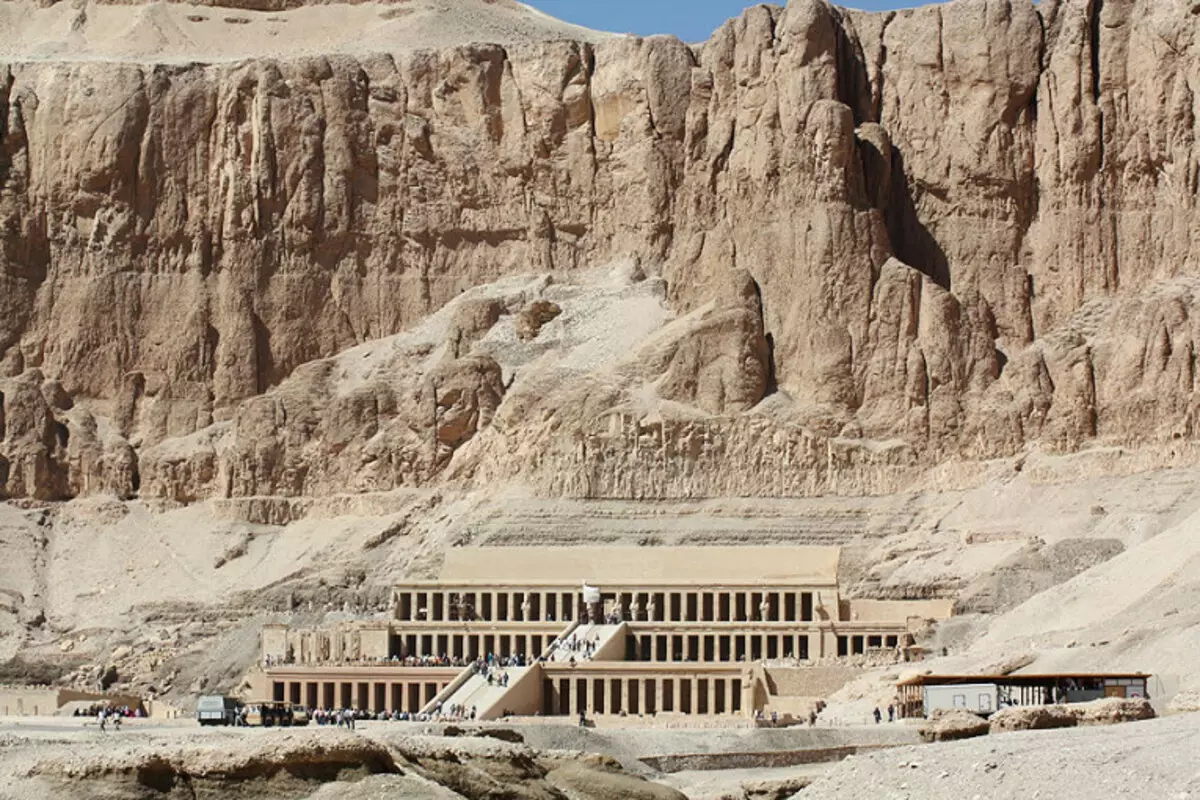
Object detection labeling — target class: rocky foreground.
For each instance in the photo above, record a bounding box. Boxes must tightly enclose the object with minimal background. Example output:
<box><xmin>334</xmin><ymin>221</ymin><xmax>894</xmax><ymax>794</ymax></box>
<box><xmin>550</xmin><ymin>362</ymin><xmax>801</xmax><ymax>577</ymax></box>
<box><xmin>0</xmin><ymin>725</ymin><xmax>686</xmax><ymax>800</ymax></box>
<box><xmin>803</xmin><ymin>711</ymin><xmax>1200</xmax><ymax>800</ymax></box>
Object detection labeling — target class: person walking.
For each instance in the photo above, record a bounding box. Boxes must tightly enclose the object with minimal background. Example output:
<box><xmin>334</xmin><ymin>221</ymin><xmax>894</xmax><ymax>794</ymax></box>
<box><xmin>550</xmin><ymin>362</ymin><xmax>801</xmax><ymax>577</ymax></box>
<box><xmin>873</xmin><ymin>707</ymin><xmax>882</xmax><ymax>724</ymax></box>
<box><xmin>887</xmin><ymin>704</ymin><xmax>895</xmax><ymax>723</ymax></box>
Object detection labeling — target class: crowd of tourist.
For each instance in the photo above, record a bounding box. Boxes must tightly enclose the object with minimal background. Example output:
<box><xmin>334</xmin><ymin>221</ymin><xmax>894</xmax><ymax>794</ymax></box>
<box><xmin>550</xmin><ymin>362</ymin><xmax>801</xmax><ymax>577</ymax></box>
<box><xmin>547</xmin><ymin>631</ymin><xmax>602</xmax><ymax>662</ymax></box>
<box><xmin>264</xmin><ymin>652</ymin><xmax>541</xmax><ymax>669</ymax></box>
<box><xmin>73</xmin><ymin>703</ymin><xmax>143</xmax><ymax>719</ymax></box>
<box><xmin>77</xmin><ymin>704</ymin><xmax>143</xmax><ymax>731</ymax></box>
<box><xmin>304</xmin><ymin>705</ymin><xmax>503</xmax><ymax>724</ymax></box>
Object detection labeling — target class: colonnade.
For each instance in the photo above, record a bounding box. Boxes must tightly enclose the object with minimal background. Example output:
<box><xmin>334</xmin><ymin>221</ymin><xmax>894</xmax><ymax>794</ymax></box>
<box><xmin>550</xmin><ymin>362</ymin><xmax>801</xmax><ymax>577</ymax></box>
<box><xmin>836</xmin><ymin>633</ymin><xmax>902</xmax><ymax>656</ymax></box>
<box><xmin>400</xmin><ymin>631</ymin><xmax>549</xmax><ymax>660</ymax></box>
<box><xmin>628</xmin><ymin>631</ymin><xmax>811</xmax><ymax>662</ymax></box>
<box><xmin>272</xmin><ymin>678</ymin><xmax>450</xmax><ymax>713</ymax></box>
<box><xmin>541</xmin><ymin>674</ymin><xmax>744</xmax><ymax>716</ymax></box>
<box><xmin>394</xmin><ymin>587</ymin><xmax>818</xmax><ymax>625</ymax></box>
<box><xmin>598</xmin><ymin>590</ymin><xmax>816</xmax><ymax>624</ymax></box>
<box><xmin>396</xmin><ymin>589</ymin><xmax>578</xmax><ymax>623</ymax></box>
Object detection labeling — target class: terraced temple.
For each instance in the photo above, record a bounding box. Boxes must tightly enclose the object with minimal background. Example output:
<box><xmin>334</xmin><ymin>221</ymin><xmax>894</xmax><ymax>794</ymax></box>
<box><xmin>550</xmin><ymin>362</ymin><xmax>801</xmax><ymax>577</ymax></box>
<box><xmin>259</xmin><ymin>546</ymin><xmax>952</xmax><ymax>720</ymax></box>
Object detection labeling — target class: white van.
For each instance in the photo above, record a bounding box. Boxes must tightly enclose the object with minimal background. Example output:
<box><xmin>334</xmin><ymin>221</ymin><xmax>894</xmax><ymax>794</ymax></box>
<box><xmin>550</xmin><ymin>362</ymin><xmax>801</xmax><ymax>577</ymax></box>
<box><xmin>196</xmin><ymin>695</ymin><xmax>239</xmax><ymax>726</ymax></box>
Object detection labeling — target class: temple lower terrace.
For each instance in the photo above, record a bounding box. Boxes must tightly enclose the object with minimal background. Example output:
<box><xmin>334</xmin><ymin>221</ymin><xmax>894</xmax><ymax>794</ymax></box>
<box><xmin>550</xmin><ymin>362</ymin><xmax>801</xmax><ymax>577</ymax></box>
<box><xmin>258</xmin><ymin>546</ymin><xmax>953</xmax><ymax>721</ymax></box>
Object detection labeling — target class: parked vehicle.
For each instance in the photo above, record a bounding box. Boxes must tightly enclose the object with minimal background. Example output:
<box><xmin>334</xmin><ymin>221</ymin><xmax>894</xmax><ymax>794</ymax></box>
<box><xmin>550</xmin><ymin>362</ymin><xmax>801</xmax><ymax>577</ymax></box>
<box><xmin>196</xmin><ymin>695</ymin><xmax>240</xmax><ymax>726</ymax></box>
<box><xmin>244</xmin><ymin>700</ymin><xmax>307</xmax><ymax>727</ymax></box>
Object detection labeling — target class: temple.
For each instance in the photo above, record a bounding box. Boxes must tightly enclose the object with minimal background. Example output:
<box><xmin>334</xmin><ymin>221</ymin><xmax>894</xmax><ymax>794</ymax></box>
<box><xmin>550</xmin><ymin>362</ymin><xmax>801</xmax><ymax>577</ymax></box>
<box><xmin>258</xmin><ymin>546</ymin><xmax>952</xmax><ymax>721</ymax></box>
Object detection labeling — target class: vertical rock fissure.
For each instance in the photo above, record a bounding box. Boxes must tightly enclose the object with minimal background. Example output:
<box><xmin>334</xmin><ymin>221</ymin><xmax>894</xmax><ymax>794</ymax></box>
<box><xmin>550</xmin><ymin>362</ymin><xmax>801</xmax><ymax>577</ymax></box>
<box><xmin>875</xmin><ymin>12</ymin><xmax>894</xmax><ymax>123</ymax></box>
<box><xmin>1089</xmin><ymin>0</ymin><xmax>1106</xmax><ymax>174</ymax></box>
<box><xmin>0</xmin><ymin>68</ymin><xmax>11</xmax><ymax>189</ymax></box>
<box><xmin>1089</xmin><ymin>0</ymin><xmax>1103</xmax><ymax>105</ymax></box>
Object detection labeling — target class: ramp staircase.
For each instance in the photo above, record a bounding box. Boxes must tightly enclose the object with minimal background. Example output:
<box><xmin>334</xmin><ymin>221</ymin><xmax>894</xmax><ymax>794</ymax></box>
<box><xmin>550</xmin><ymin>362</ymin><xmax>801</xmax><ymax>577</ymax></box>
<box><xmin>432</xmin><ymin>666</ymin><xmax>532</xmax><ymax>719</ymax></box>
<box><xmin>421</xmin><ymin>620</ymin><xmax>630</xmax><ymax>719</ymax></box>
<box><xmin>545</xmin><ymin>623</ymin><xmax>626</xmax><ymax>663</ymax></box>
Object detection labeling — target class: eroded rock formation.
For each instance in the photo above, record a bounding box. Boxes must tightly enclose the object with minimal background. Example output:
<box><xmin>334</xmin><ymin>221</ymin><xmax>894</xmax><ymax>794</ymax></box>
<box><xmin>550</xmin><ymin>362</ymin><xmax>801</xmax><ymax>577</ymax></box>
<box><xmin>3</xmin><ymin>0</ymin><xmax>1200</xmax><ymax>501</ymax></box>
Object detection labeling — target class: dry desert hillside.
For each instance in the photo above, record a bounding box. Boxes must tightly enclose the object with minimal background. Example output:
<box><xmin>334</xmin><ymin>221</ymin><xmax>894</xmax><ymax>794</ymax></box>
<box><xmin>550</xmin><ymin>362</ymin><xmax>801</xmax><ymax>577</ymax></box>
<box><xmin>2</xmin><ymin>0</ymin><xmax>1200</xmax><ymax>715</ymax></box>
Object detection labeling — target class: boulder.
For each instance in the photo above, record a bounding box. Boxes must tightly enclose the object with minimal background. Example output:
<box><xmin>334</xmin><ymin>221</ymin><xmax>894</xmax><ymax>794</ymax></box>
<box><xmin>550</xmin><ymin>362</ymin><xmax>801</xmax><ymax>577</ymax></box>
<box><xmin>989</xmin><ymin>704</ymin><xmax>1077</xmax><ymax>733</ymax></box>
<box><xmin>515</xmin><ymin>301</ymin><xmax>563</xmax><ymax>342</ymax></box>
<box><xmin>1073</xmin><ymin>698</ymin><xmax>1156</xmax><ymax>726</ymax></box>
<box><xmin>919</xmin><ymin>709</ymin><xmax>990</xmax><ymax>743</ymax></box>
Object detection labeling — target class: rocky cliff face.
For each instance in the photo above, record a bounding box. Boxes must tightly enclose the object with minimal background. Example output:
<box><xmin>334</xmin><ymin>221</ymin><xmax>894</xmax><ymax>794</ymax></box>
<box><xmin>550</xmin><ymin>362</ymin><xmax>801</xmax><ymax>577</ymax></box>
<box><xmin>3</xmin><ymin>0</ymin><xmax>1200</xmax><ymax>502</ymax></box>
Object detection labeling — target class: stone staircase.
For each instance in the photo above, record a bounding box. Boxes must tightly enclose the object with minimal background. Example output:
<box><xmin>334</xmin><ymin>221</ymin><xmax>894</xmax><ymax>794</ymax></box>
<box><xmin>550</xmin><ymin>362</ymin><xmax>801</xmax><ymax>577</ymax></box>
<box><xmin>434</xmin><ymin>666</ymin><xmax>532</xmax><ymax>719</ymax></box>
<box><xmin>546</xmin><ymin>623</ymin><xmax>626</xmax><ymax>663</ymax></box>
<box><xmin>422</xmin><ymin>620</ymin><xmax>630</xmax><ymax>719</ymax></box>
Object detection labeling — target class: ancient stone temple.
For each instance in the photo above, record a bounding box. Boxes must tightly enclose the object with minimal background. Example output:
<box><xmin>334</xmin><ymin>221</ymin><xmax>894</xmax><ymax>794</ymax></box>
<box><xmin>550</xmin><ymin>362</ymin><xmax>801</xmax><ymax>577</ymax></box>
<box><xmin>259</xmin><ymin>547</ymin><xmax>951</xmax><ymax>720</ymax></box>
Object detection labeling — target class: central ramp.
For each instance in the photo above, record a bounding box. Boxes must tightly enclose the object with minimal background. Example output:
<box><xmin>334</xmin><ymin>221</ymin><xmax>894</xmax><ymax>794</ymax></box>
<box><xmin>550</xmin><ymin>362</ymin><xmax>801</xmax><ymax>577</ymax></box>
<box><xmin>547</xmin><ymin>623</ymin><xmax>627</xmax><ymax>663</ymax></box>
<box><xmin>435</xmin><ymin>666</ymin><xmax>533</xmax><ymax>720</ymax></box>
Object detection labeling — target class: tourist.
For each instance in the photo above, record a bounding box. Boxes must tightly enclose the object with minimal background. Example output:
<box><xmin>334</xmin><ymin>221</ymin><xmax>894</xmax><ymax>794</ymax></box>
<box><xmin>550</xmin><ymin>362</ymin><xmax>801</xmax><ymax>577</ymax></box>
<box><xmin>887</xmin><ymin>704</ymin><xmax>895</xmax><ymax>722</ymax></box>
<box><xmin>98</xmin><ymin>708</ymin><xmax>107</xmax><ymax>732</ymax></box>
<box><xmin>873</xmin><ymin>707</ymin><xmax>882</xmax><ymax>724</ymax></box>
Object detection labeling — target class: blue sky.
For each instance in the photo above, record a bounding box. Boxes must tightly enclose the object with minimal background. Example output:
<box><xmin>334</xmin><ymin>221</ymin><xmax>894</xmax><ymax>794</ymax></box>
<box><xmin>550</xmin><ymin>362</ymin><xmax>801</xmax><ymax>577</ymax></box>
<box><xmin>526</xmin><ymin>1</ymin><xmax>930</xmax><ymax>43</ymax></box>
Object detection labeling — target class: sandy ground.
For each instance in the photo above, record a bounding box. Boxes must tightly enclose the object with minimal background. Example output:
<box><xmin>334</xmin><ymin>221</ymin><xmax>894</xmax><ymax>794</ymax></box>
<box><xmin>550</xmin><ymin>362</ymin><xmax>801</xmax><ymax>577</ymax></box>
<box><xmin>659</xmin><ymin>764</ymin><xmax>827</xmax><ymax>800</ymax></box>
<box><xmin>803</xmin><ymin>712</ymin><xmax>1200</xmax><ymax>800</ymax></box>
<box><xmin>5</xmin><ymin>714</ymin><xmax>1187</xmax><ymax>800</ymax></box>
<box><xmin>0</xmin><ymin>715</ymin><xmax>909</xmax><ymax>799</ymax></box>
<box><xmin>0</xmin><ymin>0</ymin><xmax>610</xmax><ymax>63</ymax></box>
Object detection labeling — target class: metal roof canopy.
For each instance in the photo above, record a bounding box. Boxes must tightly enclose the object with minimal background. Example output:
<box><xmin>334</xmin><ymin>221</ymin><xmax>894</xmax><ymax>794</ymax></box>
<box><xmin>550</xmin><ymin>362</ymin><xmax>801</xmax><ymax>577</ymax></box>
<box><xmin>898</xmin><ymin>672</ymin><xmax>1151</xmax><ymax>687</ymax></box>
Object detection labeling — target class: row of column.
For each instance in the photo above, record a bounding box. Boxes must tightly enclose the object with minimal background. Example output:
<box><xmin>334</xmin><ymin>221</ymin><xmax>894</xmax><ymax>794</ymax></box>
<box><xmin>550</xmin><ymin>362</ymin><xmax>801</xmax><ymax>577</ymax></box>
<box><xmin>603</xmin><ymin>591</ymin><xmax>815</xmax><ymax>624</ymax></box>
<box><xmin>543</xmin><ymin>676</ymin><xmax>744</xmax><ymax>716</ymax></box>
<box><xmin>394</xmin><ymin>589</ymin><xmax>818</xmax><ymax>625</ymax></box>
<box><xmin>396</xmin><ymin>590</ymin><xmax>577</xmax><ymax>623</ymax></box>
<box><xmin>401</xmin><ymin>632</ymin><xmax>546</xmax><ymax>660</ymax></box>
<box><xmin>836</xmin><ymin>634</ymin><xmax>902</xmax><ymax>657</ymax></box>
<box><xmin>273</xmin><ymin>680</ymin><xmax>448</xmax><ymax>713</ymax></box>
<box><xmin>630</xmin><ymin>632</ymin><xmax>811</xmax><ymax>663</ymax></box>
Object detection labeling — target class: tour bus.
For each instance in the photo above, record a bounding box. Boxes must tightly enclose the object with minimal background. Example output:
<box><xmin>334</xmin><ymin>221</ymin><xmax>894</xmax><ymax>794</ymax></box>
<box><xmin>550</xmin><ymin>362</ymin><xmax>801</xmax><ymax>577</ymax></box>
<box><xmin>196</xmin><ymin>695</ymin><xmax>241</xmax><ymax>726</ymax></box>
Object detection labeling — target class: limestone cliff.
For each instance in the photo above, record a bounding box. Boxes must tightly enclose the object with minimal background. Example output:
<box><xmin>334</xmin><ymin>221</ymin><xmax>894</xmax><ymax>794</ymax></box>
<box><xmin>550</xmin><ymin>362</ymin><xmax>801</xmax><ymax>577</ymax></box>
<box><xmin>3</xmin><ymin>0</ymin><xmax>1200</xmax><ymax>502</ymax></box>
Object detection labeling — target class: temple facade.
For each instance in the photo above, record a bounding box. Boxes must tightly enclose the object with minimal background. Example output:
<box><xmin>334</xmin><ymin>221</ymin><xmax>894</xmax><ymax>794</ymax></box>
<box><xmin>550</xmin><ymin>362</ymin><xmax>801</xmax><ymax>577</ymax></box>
<box><xmin>259</xmin><ymin>546</ymin><xmax>952</xmax><ymax>720</ymax></box>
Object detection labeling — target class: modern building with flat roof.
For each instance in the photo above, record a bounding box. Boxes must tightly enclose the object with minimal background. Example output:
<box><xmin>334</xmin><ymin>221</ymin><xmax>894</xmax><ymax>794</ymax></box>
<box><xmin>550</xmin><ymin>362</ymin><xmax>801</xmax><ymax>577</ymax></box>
<box><xmin>896</xmin><ymin>673</ymin><xmax>1152</xmax><ymax>719</ymax></box>
<box><xmin>259</xmin><ymin>546</ymin><xmax>953</xmax><ymax>721</ymax></box>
